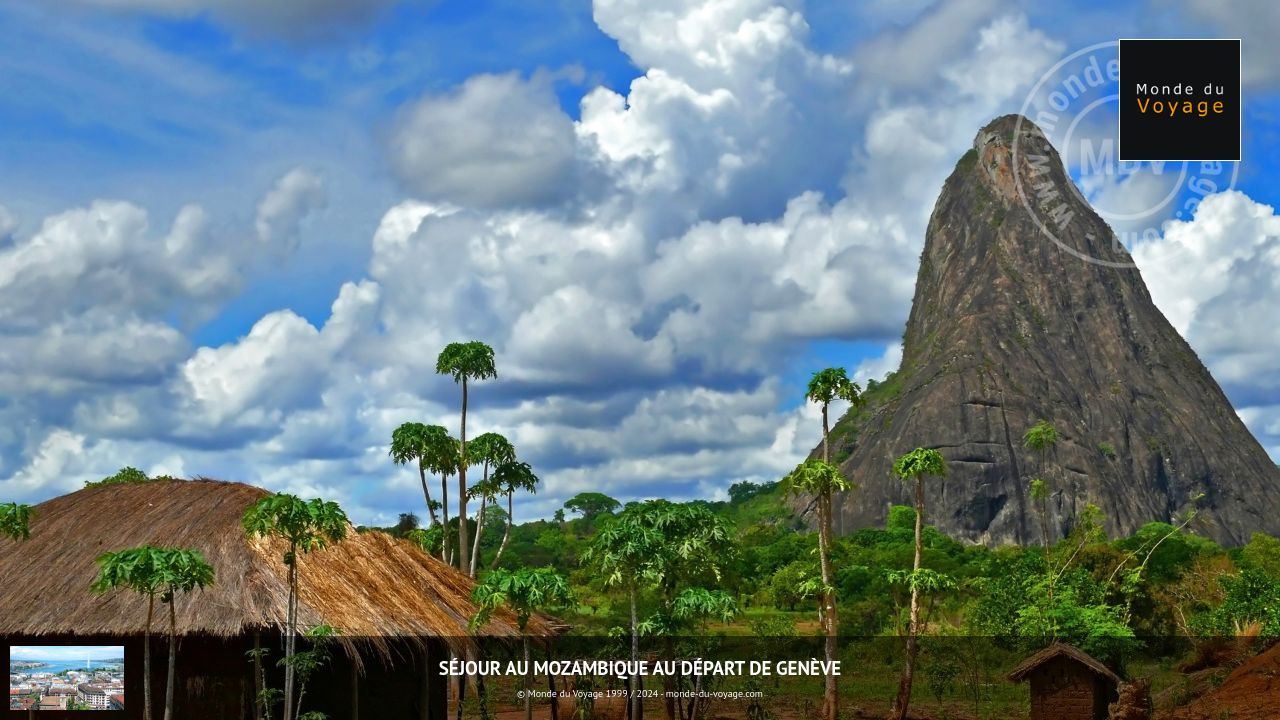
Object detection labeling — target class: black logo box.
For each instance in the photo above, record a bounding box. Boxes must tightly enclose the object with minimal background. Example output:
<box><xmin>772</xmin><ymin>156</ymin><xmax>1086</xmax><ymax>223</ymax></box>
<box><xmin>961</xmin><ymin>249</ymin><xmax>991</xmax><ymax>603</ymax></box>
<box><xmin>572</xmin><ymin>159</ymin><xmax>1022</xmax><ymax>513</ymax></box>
<box><xmin>1119</xmin><ymin>39</ymin><xmax>1241</xmax><ymax>162</ymax></box>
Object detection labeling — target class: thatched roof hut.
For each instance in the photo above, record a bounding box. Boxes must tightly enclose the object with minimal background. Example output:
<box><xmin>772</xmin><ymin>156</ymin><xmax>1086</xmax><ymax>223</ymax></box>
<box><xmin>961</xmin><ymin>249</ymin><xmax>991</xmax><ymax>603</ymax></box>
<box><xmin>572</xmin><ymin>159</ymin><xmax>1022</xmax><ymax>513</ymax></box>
<box><xmin>1007</xmin><ymin>643</ymin><xmax>1121</xmax><ymax>684</ymax></box>
<box><xmin>0</xmin><ymin>478</ymin><xmax>548</xmax><ymax>648</ymax></box>
<box><xmin>0</xmin><ymin>479</ymin><xmax>557</xmax><ymax>719</ymax></box>
<box><xmin>1008</xmin><ymin>643</ymin><xmax>1121</xmax><ymax>720</ymax></box>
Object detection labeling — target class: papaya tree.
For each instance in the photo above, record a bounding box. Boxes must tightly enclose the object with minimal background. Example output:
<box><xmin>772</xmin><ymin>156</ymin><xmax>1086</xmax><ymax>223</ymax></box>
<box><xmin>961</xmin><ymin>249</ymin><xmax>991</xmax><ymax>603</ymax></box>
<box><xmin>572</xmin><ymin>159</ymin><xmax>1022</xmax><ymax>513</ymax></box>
<box><xmin>91</xmin><ymin>546</ymin><xmax>166</xmax><ymax>720</ymax></box>
<box><xmin>626</xmin><ymin>501</ymin><xmax>734</xmax><ymax>720</ymax></box>
<box><xmin>583</xmin><ymin>507</ymin><xmax>663</xmax><ymax>720</ymax></box>
<box><xmin>1022</xmin><ymin>419</ymin><xmax>1060</xmax><ymax>473</ymax></box>
<box><xmin>1029</xmin><ymin>478</ymin><xmax>1051</xmax><ymax>555</ymax></box>
<box><xmin>889</xmin><ymin>447</ymin><xmax>948</xmax><ymax>720</ymax></box>
<box><xmin>806</xmin><ymin>367</ymin><xmax>862</xmax><ymax>465</ymax></box>
<box><xmin>670</xmin><ymin>588</ymin><xmax>738</xmax><ymax>720</ymax></box>
<box><xmin>783</xmin><ymin>459</ymin><xmax>851</xmax><ymax>720</ymax></box>
<box><xmin>1023</xmin><ymin>420</ymin><xmax>1060</xmax><ymax>541</ymax></box>
<box><xmin>471</xmin><ymin>567</ymin><xmax>574</xmax><ymax>720</ymax></box>
<box><xmin>427</xmin><ymin>430</ymin><xmax>462</xmax><ymax>565</ymax></box>
<box><xmin>390</xmin><ymin>422</ymin><xmax>444</xmax><ymax>530</ymax></box>
<box><xmin>804</xmin><ymin>366</ymin><xmax>862</xmax><ymax>720</ymax></box>
<box><xmin>489</xmin><ymin>460</ymin><xmax>540</xmax><ymax>570</ymax></box>
<box><xmin>436</xmin><ymin>340</ymin><xmax>497</xmax><ymax>573</ymax></box>
<box><xmin>242</xmin><ymin>494</ymin><xmax>348</xmax><ymax>720</ymax></box>
<box><xmin>156</xmin><ymin>549</ymin><xmax>215</xmax><ymax>720</ymax></box>
<box><xmin>465</xmin><ymin>431</ymin><xmax>515</xmax><ymax>576</ymax></box>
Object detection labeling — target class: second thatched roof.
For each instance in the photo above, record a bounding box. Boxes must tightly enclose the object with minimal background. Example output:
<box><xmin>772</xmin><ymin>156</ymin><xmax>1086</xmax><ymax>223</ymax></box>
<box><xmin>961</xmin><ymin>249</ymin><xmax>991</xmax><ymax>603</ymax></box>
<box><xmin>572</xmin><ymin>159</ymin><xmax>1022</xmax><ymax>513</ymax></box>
<box><xmin>1007</xmin><ymin>643</ymin><xmax>1121</xmax><ymax>684</ymax></box>
<box><xmin>0</xmin><ymin>479</ymin><xmax>554</xmax><ymax>654</ymax></box>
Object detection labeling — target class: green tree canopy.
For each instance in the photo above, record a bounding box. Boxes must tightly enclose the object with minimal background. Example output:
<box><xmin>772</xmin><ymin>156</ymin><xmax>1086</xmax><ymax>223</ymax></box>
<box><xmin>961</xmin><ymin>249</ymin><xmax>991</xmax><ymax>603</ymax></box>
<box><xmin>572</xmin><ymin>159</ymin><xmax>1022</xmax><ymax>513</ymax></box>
<box><xmin>390</xmin><ymin>423</ymin><xmax>457</xmax><ymax>477</ymax></box>
<box><xmin>468</xmin><ymin>431</ymin><xmax>516</xmax><ymax>470</ymax></box>
<box><xmin>893</xmin><ymin>447</ymin><xmax>948</xmax><ymax>482</ymax></box>
<box><xmin>92</xmin><ymin>545</ymin><xmax>215</xmax><ymax>720</ymax></box>
<box><xmin>86</xmin><ymin>466</ymin><xmax>151</xmax><ymax>488</ymax></box>
<box><xmin>0</xmin><ymin>502</ymin><xmax>33</xmax><ymax>541</ymax></box>
<box><xmin>471</xmin><ymin>567</ymin><xmax>575</xmax><ymax>632</ymax></box>
<box><xmin>1022</xmin><ymin>420</ymin><xmax>1060</xmax><ymax>453</ymax></box>
<box><xmin>783</xmin><ymin>459</ymin><xmax>852</xmax><ymax>497</ymax></box>
<box><xmin>564</xmin><ymin>492</ymin><xmax>621</xmax><ymax>521</ymax></box>
<box><xmin>1241</xmin><ymin>532</ymin><xmax>1280</xmax><ymax>579</ymax></box>
<box><xmin>435</xmin><ymin>340</ymin><xmax>497</xmax><ymax>383</ymax></box>
<box><xmin>805</xmin><ymin>367</ymin><xmax>862</xmax><ymax>407</ymax></box>
<box><xmin>242</xmin><ymin>493</ymin><xmax>348</xmax><ymax>720</ymax></box>
<box><xmin>672</xmin><ymin>587</ymin><xmax>739</xmax><ymax>627</ymax></box>
<box><xmin>242</xmin><ymin>494</ymin><xmax>349</xmax><ymax>560</ymax></box>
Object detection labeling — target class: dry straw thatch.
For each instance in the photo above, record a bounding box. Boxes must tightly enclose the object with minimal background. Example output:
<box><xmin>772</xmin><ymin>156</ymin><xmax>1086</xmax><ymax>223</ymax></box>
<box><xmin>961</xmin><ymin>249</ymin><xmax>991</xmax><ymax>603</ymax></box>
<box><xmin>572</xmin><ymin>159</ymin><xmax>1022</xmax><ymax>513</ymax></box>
<box><xmin>1007</xmin><ymin>643</ymin><xmax>1121</xmax><ymax>684</ymax></box>
<box><xmin>0</xmin><ymin>478</ymin><xmax>553</xmax><ymax>655</ymax></box>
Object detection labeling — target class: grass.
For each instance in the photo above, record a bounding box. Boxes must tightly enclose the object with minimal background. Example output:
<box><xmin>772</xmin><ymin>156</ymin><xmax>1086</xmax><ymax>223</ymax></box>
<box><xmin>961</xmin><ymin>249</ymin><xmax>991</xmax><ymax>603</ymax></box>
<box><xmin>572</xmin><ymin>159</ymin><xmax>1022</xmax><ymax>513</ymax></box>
<box><xmin>719</xmin><ymin>483</ymin><xmax>796</xmax><ymax>530</ymax></box>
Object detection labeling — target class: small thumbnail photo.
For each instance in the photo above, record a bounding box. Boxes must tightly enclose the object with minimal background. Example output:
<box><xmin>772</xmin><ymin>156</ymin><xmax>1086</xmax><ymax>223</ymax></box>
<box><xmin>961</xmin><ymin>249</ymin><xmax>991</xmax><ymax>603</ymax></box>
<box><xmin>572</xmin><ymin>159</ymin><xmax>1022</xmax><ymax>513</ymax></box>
<box><xmin>9</xmin><ymin>646</ymin><xmax>125</xmax><ymax>711</ymax></box>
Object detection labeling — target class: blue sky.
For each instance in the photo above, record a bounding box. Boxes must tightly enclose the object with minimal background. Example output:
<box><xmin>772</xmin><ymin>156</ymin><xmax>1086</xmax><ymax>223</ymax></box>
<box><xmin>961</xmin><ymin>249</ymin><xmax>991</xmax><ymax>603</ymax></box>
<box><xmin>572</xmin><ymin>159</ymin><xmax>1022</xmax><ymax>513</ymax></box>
<box><xmin>10</xmin><ymin>646</ymin><xmax>124</xmax><ymax>662</ymax></box>
<box><xmin>1</xmin><ymin>0</ymin><xmax>1279</xmax><ymax>526</ymax></box>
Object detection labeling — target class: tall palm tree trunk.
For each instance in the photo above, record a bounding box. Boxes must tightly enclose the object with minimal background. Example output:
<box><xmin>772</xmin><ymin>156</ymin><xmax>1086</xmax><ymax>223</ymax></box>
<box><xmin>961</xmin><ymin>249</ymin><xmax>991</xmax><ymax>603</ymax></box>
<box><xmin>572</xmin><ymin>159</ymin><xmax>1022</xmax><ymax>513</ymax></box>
<box><xmin>821</xmin><ymin>404</ymin><xmax>829</xmax><ymax>462</ymax></box>
<box><xmin>164</xmin><ymin>599</ymin><xmax>177</xmax><ymax>720</ymax></box>
<box><xmin>469</xmin><ymin>461</ymin><xmax>490</xmax><ymax>577</ymax></box>
<box><xmin>819</xmin><ymin>492</ymin><xmax>838</xmax><ymax>720</ymax></box>
<box><xmin>818</xmin><ymin>401</ymin><xmax>838</xmax><ymax>720</ymax></box>
<box><xmin>890</xmin><ymin>479</ymin><xmax>926</xmax><ymax>720</ymax></box>
<box><xmin>469</xmin><ymin>495</ymin><xmax>487</xmax><ymax>577</ymax></box>
<box><xmin>1039</xmin><ymin>497</ymin><xmax>1051</xmax><ymax>559</ymax></box>
<box><xmin>253</xmin><ymin>633</ymin><xmax>266</xmax><ymax>720</ymax></box>
<box><xmin>458</xmin><ymin>379</ymin><xmax>470</xmax><ymax>573</ymax></box>
<box><xmin>419</xmin><ymin>464</ymin><xmax>440</xmax><ymax>528</ymax></box>
<box><xmin>630</xmin><ymin>586</ymin><xmax>642</xmax><ymax>720</ymax></box>
<box><xmin>492</xmin><ymin>492</ymin><xmax>514</xmax><ymax>570</ymax></box>
<box><xmin>440</xmin><ymin>473</ymin><xmax>452</xmax><ymax>564</ymax></box>
<box><xmin>523</xmin><ymin>634</ymin><xmax>533</xmax><ymax>720</ymax></box>
<box><xmin>283</xmin><ymin>549</ymin><xmax>297</xmax><ymax>720</ymax></box>
<box><xmin>545</xmin><ymin>642</ymin><xmax>560</xmax><ymax>720</ymax></box>
<box><xmin>144</xmin><ymin>595</ymin><xmax>154</xmax><ymax>720</ymax></box>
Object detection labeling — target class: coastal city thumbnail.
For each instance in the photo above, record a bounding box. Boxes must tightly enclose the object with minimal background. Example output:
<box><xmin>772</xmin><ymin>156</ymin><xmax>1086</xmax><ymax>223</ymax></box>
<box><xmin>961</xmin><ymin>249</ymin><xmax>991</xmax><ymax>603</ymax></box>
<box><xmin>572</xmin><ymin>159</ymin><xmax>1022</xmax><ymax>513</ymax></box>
<box><xmin>9</xmin><ymin>646</ymin><xmax>124</xmax><ymax>711</ymax></box>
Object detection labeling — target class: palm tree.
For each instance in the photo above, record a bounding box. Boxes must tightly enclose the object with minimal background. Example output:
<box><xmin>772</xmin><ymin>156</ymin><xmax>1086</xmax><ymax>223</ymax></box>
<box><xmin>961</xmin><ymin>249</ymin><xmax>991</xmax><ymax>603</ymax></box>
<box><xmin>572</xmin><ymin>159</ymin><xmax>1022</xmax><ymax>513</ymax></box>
<box><xmin>392</xmin><ymin>422</ymin><xmax>458</xmax><ymax>563</ymax></box>
<box><xmin>888</xmin><ymin>447</ymin><xmax>948</xmax><ymax>720</ymax></box>
<box><xmin>471</xmin><ymin>567</ymin><xmax>574</xmax><ymax>720</ymax></box>
<box><xmin>1029</xmin><ymin>477</ymin><xmax>1051</xmax><ymax>554</ymax></box>
<box><xmin>489</xmin><ymin>460</ymin><xmax>540</xmax><ymax>570</ymax></box>
<box><xmin>417</xmin><ymin>426</ymin><xmax>461</xmax><ymax>564</ymax></box>
<box><xmin>465</xmin><ymin>432</ymin><xmax>516</xmax><ymax>576</ymax></box>
<box><xmin>606</xmin><ymin>500</ymin><xmax>734</xmax><ymax>720</ymax></box>
<box><xmin>1023</xmin><ymin>420</ymin><xmax>1061</xmax><ymax>542</ymax></box>
<box><xmin>242</xmin><ymin>494</ymin><xmax>348</xmax><ymax>720</ymax></box>
<box><xmin>436</xmin><ymin>340</ymin><xmax>497</xmax><ymax>573</ymax></box>
<box><xmin>156</xmin><ymin>548</ymin><xmax>215</xmax><ymax>720</ymax></box>
<box><xmin>584</xmin><ymin>510</ymin><xmax>663</xmax><ymax>720</ymax></box>
<box><xmin>0</xmin><ymin>502</ymin><xmax>33</xmax><ymax>541</ymax></box>
<box><xmin>783</xmin><ymin>459</ymin><xmax>851</xmax><ymax>720</ymax></box>
<box><xmin>1022</xmin><ymin>419</ymin><xmax>1060</xmax><ymax>467</ymax></box>
<box><xmin>804</xmin><ymin>367</ymin><xmax>860</xmax><ymax>720</ymax></box>
<box><xmin>671</xmin><ymin>588</ymin><xmax>738</xmax><ymax>719</ymax></box>
<box><xmin>390</xmin><ymin>422</ymin><xmax>444</xmax><ymax>529</ymax></box>
<box><xmin>92</xmin><ymin>546</ymin><xmax>166</xmax><ymax>720</ymax></box>
<box><xmin>806</xmin><ymin>367</ymin><xmax>863</xmax><ymax>465</ymax></box>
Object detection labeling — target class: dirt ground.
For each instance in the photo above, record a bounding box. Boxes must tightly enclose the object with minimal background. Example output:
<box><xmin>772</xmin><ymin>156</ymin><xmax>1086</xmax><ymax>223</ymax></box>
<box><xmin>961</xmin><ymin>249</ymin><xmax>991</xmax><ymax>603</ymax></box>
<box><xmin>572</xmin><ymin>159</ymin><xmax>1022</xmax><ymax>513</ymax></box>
<box><xmin>1159</xmin><ymin>642</ymin><xmax>1280</xmax><ymax>720</ymax></box>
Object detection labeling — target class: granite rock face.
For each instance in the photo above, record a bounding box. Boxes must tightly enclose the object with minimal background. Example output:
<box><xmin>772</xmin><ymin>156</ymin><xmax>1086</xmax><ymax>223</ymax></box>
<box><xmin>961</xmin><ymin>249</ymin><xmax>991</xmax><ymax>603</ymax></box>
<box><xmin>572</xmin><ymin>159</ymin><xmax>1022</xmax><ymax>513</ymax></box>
<box><xmin>817</xmin><ymin>114</ymin><xmax>1280</xmax><ymax>546</ymax></box>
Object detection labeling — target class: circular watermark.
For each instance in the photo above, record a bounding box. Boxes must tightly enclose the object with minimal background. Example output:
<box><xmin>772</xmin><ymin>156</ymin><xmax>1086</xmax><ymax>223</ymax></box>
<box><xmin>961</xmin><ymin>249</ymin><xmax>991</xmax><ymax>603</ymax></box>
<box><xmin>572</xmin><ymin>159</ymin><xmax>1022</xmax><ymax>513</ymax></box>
<box><xmin>1012</xmin><ymin>41</ymin><xmax>1238</xmax><ymax>267</ymax></box>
